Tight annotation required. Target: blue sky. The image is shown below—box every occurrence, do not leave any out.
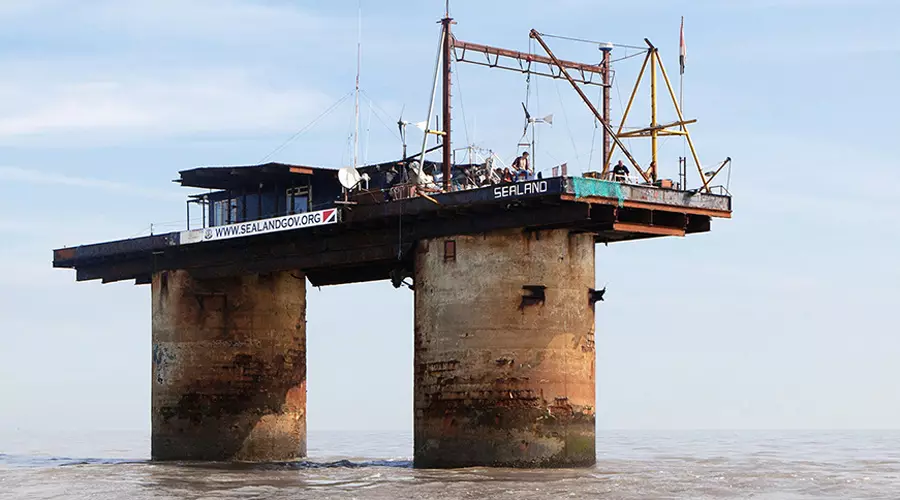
[0,0,898,435]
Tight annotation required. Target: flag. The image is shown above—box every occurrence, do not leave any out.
[679,16,686,75]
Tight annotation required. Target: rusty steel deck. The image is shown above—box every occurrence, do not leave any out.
[52,177,731,287]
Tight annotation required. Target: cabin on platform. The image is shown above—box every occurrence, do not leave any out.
[178,162,345,228]
[179,160,473,228]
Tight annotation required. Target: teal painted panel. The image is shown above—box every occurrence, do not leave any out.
[571,177,624,207]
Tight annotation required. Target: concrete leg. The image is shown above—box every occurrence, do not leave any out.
[414,229,596,468]
[151,270,307,461]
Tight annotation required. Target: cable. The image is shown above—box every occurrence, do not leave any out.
[726,158,732,193]
[587,87,603,171]
[360,90,402,141]
[537,32,647,51]
[361,96,402,144]
[613,70,635,156]
[610,50,648,64]
[259,91,353,163]
[363,99,373,165]
[554,80,581,169]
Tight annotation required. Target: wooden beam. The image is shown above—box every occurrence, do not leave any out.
[618,119,697,137]
[613,222,685,237]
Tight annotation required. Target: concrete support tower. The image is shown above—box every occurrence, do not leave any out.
[414,228,596,468]
[151,270,307,461]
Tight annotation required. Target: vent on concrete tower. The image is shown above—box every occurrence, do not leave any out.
[444,240,456,262]
[519,285,546,310]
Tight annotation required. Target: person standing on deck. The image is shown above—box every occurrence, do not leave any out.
[511,151,531,181]
[612,160,630,182]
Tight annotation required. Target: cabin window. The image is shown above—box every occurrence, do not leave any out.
[286,187,310,214]
[213,199,238,225]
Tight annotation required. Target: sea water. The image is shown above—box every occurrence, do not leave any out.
[1,429,898,499]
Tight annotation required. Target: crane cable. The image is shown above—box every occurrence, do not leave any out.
[537,32,647,51]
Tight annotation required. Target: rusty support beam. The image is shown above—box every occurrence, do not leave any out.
[529,30,649,183]
[452,39,608,87]
[601,46,612,167]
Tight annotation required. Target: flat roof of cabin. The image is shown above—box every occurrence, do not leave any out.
[178,162,336,190]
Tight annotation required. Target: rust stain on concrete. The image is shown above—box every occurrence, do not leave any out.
[151,269,307,462]
[414,228,596,468]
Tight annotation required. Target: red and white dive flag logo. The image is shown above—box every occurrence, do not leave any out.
[679,16,686,75]
[180,208,340,245]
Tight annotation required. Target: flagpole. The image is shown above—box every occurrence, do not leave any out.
[679,16,686,185]
[679,16,685,117]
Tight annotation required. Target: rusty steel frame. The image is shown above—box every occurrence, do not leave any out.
[452,39,609,87]
[602,39,712,192]
[529,30,649,183]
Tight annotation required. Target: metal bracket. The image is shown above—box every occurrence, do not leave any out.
[588,287,606,306]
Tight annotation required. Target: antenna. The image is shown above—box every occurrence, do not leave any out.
[520,102,552,171]
[353,1,362,170]
[398,105,408,159]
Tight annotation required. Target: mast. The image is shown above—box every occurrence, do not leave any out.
[600,44,612,169]
[650,43,658,182]
[353,1,361,170]
[441,2,453,191]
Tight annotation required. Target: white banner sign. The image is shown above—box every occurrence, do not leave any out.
[180,208,339,245]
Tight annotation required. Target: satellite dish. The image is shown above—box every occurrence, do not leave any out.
[338,167,362,190]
